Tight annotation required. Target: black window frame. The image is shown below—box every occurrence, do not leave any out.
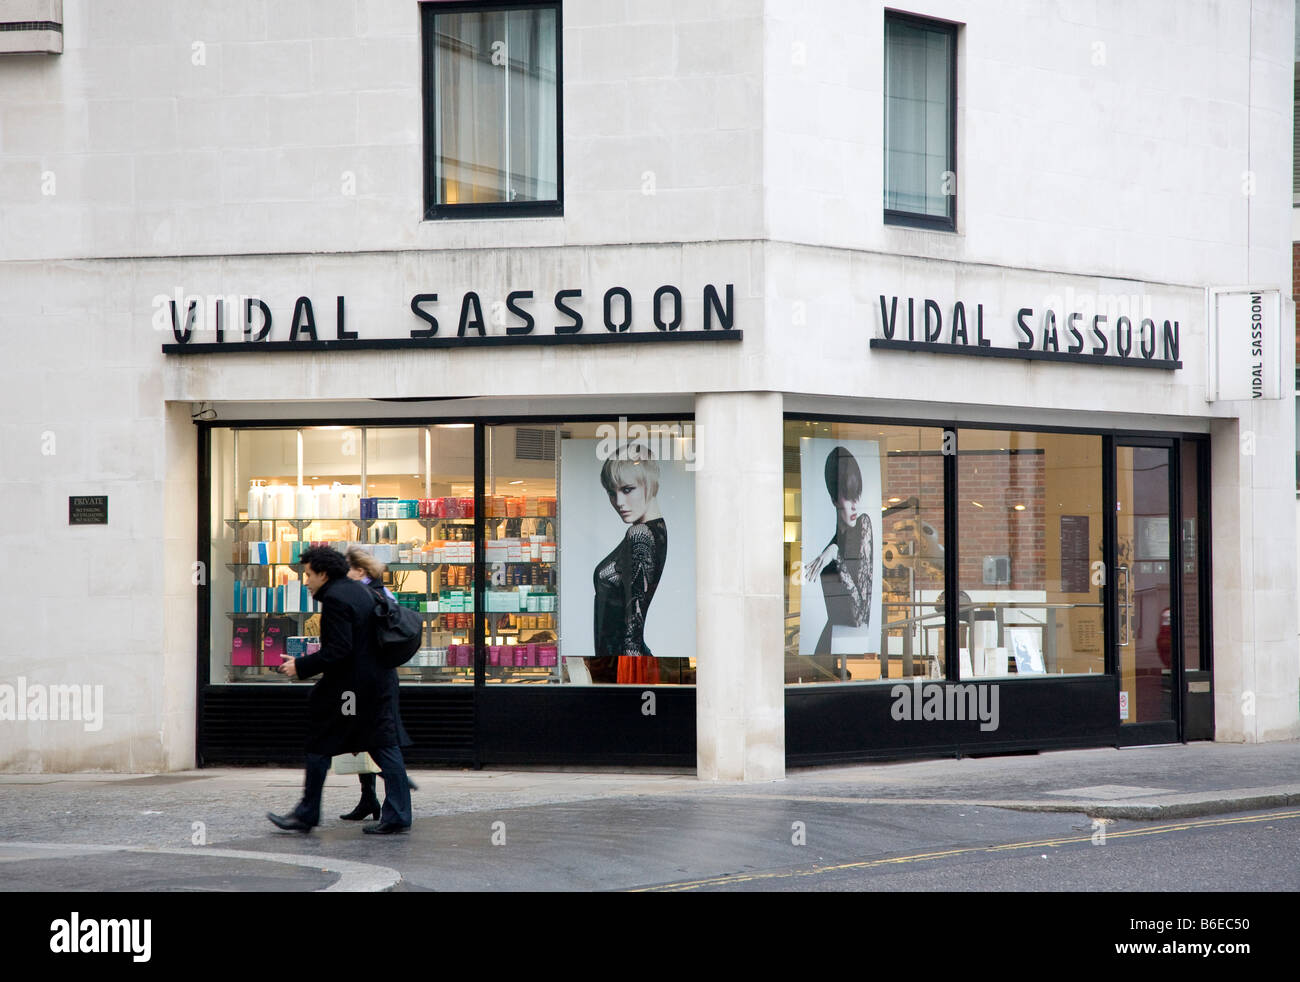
[420,0,565,221]
[882,10,958,233]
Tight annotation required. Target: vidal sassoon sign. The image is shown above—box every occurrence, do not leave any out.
[160,283,740,354]
[1207,288,1284,400]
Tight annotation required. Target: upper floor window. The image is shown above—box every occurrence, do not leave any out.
[422,1,562,219]
[883,12,956,231]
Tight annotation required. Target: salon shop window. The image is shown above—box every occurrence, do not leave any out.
[784,421,948,684]
[422,0,562,219]
[954,430,1104,681]
[503,421,698,686]
[210,425,477,685]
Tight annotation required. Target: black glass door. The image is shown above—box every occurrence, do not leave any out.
[1114,441,1179,745]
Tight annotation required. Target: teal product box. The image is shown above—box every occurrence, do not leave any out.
[286,636,321,658]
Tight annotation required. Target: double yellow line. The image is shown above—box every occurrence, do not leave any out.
[634,809,1300,892]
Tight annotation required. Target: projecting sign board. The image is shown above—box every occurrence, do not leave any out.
[1207,288,1284,401]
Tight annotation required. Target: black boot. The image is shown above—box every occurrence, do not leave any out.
[340,774,381,821]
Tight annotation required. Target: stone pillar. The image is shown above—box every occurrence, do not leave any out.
[694,391,785,781]
[1210,408,1300,743]
[162,401,199,770]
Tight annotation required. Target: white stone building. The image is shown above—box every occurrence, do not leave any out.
[0,0,1295,778]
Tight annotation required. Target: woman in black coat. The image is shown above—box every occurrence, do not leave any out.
[267,546,413,833]
[337,547,417,820]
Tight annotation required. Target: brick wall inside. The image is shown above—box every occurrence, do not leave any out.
[878,451,1047,591]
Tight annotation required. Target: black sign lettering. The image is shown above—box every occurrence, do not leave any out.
[290,296,317,341]
[505,291,535,336]
[554,289,583,334]
[410,293,438,338]
[457,292,486,338]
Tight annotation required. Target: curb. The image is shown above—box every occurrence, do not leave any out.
[989,791,1300,821]
[1,843,403,892]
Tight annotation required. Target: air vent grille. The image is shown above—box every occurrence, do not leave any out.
[515,427,557,461]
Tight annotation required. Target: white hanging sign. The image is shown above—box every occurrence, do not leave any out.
[1206,288,1283,401]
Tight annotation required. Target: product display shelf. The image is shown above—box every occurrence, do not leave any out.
[388,560,554,569]
[416,516,474,529]
[226,517,322,531]
[226,562,305,572]
[225,610,313,621]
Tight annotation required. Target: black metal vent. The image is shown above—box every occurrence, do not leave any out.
[200,686,475,766]
[515,427,557,461]
[0,22,63,32]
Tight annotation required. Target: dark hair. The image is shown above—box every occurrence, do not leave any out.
[824,446,862,503]
[300,546,348,581]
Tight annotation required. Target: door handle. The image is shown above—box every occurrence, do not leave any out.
[1116,564,1130,646]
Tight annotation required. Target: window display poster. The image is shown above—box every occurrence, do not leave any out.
[798,439,883,656]
[557,437,696,659]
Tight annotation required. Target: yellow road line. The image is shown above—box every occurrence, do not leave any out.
[633,809,1300,892]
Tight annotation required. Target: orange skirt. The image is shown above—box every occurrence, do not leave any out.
[617,656,659,685]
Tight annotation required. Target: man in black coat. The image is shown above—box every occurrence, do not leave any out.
[267,546,413,834]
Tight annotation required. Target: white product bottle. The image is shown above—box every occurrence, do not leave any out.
[247,480,264,520]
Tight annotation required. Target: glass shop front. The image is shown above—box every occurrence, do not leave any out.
[195,410,1213,768]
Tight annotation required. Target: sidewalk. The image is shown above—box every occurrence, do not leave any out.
[2,740,1297,891]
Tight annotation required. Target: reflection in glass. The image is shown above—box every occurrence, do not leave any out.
[956,430,1104,680]
[1116,446,1173,723]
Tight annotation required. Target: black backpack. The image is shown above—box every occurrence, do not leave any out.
[371,592,422,668]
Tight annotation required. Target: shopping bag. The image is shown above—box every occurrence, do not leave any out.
[332,752,381,775]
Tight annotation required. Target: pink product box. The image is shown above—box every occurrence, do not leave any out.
[488,645,503,666]
[537,645,557,666]
[231,635,256,666]
[450,644,472,667]
[520,643,538,667]
[261,617,294,668]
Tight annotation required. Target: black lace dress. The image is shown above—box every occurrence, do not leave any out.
[814,513,873,655]
[590,519,668,683]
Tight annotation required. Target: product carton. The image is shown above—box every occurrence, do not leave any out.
[286,636,322,659]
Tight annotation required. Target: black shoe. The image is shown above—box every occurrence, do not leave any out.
[267,811,315,832]
[363,821,410,835]
[340,797,382,821]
